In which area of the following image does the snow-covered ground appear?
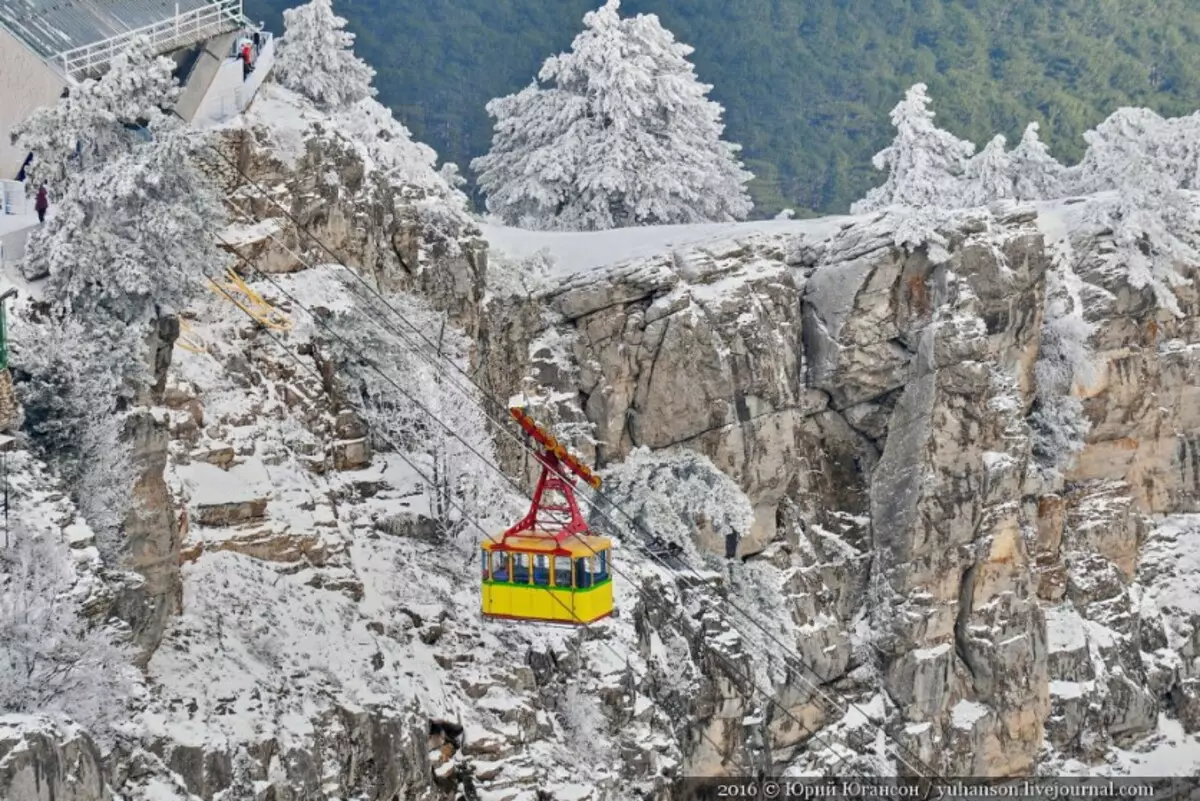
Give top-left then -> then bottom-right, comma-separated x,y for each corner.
479,215 -> 853,279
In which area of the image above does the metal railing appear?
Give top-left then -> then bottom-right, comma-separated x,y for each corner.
55,0 -> 246,81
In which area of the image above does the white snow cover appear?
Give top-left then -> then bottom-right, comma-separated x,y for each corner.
950,700 -> 990,729
1044,603 -> 1088,654
1138,515 -> 1200,617
479,214 -> 850,278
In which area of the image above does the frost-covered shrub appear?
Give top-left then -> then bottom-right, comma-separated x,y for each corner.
1030,396 -> 1092,469
591,446 -> 753,563
29,133 -> 225,327
557,683 -> 610,756
12,313 -> 140,561
333,98 -> 460,201
12,39 -> 180,189
326,286 -> 511,544
472,0 -> 753,230
485,247 -> 556,297
1029,265 -> 1097,475
214,748 -> 259,801
0,530 -> 137,740
275,0 -> 376,111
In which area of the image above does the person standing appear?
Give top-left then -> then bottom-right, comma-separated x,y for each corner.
241,41 -> 253,79
34,185 -> 48,224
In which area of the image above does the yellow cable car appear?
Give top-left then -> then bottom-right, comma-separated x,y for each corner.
481,408 -> 613,625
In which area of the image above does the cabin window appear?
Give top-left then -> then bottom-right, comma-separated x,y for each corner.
481,550 -> 490,580
512,553 -> 531,584
492,553 -> 510,582
553,556 -> 573,588
575,557 -> 593,588
533,554 -> 551,586
596,549 -> 609,582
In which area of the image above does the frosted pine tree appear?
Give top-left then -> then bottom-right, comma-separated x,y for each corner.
12,39 -> 179,189
275,0 -> 376,111
28,133 -> 225,327
1082,157 -> 1199,318
1067,107 -> 1169,195
471,0 -> 753,230
1010,122 -> 1066,201
1162,113 -> 1200,190
850,83 -> 975,214
960,134 -> 1016,206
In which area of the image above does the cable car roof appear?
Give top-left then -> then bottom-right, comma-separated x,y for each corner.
483,533 -> 612,556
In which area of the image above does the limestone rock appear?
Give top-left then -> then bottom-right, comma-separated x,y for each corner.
0,716 -> 110,801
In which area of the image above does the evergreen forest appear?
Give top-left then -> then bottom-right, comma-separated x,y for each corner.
243,0 -> 1200,217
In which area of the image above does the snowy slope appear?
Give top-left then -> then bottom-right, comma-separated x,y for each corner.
479,215 -> 854,278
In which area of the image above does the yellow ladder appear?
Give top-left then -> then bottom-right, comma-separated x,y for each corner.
206,267 -> 292,331
177,319 -> 207,354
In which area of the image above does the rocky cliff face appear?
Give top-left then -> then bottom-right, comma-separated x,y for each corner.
478,197 -> 1200,777
7,82 -> 1200,801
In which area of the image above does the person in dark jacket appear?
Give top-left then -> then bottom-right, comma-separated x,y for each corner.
16,152 -> 32,182
34,185 -> 48,223
252,29 -> 261,57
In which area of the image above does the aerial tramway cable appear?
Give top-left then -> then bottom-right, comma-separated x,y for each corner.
200,142 -> 942,779
212,215 -> 932,780
200,261 -> 867,780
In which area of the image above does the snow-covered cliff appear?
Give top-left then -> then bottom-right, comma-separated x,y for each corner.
5,81 -> 1200,801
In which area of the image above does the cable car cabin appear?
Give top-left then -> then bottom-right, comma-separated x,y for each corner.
481,534 -> 613,624
481,407 -> 614,625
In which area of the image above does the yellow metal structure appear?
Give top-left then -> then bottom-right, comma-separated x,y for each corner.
176,319 -> 207,354
482,408 -> 614,625
206,267 -> 292,331
481,533 -> 613,624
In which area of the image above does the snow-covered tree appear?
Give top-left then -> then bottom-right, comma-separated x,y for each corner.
1029,253 -> 1097,475
1067,107 -> 1170,195
1161,113 -> 1200,190
850,83 -> 975,214
12,40 -> 179,189
275,0 -> 376,111
591,446 -> 753,564
214,748 -> 259,801
0,530 -> 138,739
1010,122 -> 1066,201
471,0 -> 753,230
27,132 -> 225,327
1082,159 -> 1199,318
331,97 -> 464,206
12,312 -> 141,561
960,134 -> 1016,206
326,285 -> 511,545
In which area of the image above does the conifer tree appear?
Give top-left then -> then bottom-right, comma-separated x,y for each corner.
851,83 -> 975,214
1009,122 -> 1066,201
960,134 -> 1016,206
471,0 -> 753,230
12,40 -> 179,189
275,0 -> 376,111
27,134 -> 225,328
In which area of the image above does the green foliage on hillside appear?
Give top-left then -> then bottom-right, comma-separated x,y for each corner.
246,0 -> 1200,216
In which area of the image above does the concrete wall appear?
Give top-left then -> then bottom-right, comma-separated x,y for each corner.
0,27 -> 67,180
175,31 -> 239,123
